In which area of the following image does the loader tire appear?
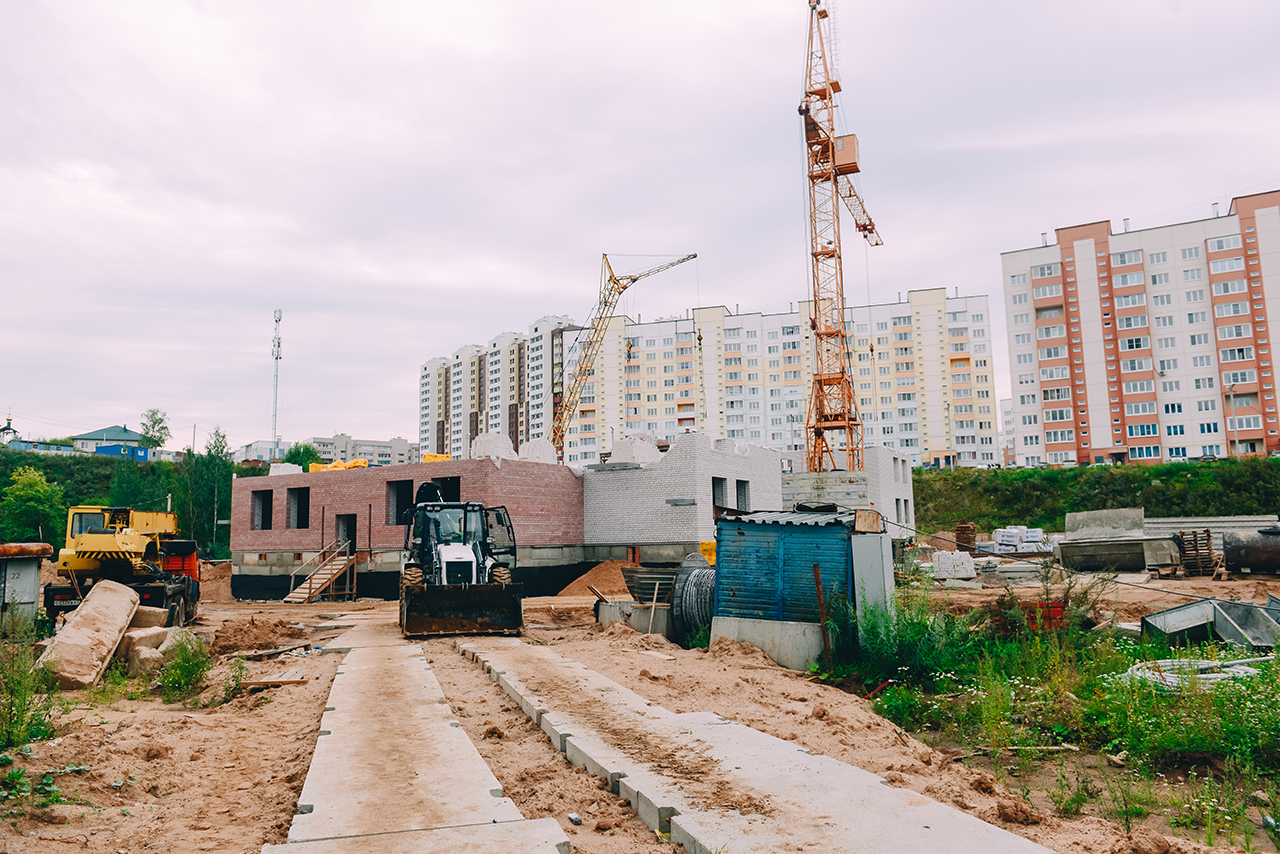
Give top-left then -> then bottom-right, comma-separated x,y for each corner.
491,565 -> 512,585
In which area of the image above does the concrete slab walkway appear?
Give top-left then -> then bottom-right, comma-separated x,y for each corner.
460,637 -> 1055,854
263,614 -> 568,854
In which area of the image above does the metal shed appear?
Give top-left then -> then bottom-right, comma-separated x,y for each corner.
0,543 -> 51,620
714,511 -> 893,627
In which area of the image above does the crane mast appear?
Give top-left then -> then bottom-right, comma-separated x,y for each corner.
552,253 -> 696,458
799,0 -> 880,473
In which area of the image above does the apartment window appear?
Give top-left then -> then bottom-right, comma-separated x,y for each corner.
1013,313 -> 1030,325
1150,273 -> 1170,286
1149,252 -> 1167,264
1111,250 -> 1142,266
1211,258 -> 1245,274
1012,293 -> 1029,305
1184,269 -> 1204,282
1155,316 -> 1174,328
1208,235 -> 1242,252
1120,358 -> 1152,372
1162,380 -> 1181,392
1033,284 -> 1062,299
1167,424 -> 1185,436
1195,376 -> 1217,389
1152,294 -> 1172,307
1182,247 -> 1201,260
1116,294 -> 1146,308
1157,337 -> 1176,349
1117,315 -> 1147,329
1037,325 -> 1066,340
1228,415 -> 1263,431
1010,273 -> 1028,285
1192,355 -> 1212,367
1159,359 -> 1178,372
1041,366 -> 1069,380
1120,337 -> 1149,351
1216,302 -> 1248,318
1127,423 -> 1158,437
1218,324 -> 1251,340
1220,347 -> 1253,362
1222,370 -> 1255,385
385,480 -> 413,525
251,490 -> 273,531
1043,387 -> 1070,401
1189,333 -> 1210,346
1115,272 -> 1144,287
1188,313 -> 1207,325
1031,263 -> 1060,278
1199,422 -> 1220,434
1123,380 -> 1154,394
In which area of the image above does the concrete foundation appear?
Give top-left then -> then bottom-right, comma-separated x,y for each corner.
460,638 -> 1053,854
709,616 -> 822,671
596,601 -> 673,637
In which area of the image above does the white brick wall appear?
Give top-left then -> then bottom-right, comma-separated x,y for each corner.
582,433 -> 782,545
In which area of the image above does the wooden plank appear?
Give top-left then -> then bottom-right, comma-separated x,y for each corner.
243,640 -> 312,661
241,669 -> 308,688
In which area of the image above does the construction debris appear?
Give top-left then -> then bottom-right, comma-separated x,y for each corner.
129,605 -> 170,628
36,579 -> 139,689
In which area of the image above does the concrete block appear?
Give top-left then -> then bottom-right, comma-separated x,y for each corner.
37,580 -> 139,689
115,626 -> 170,661
128,646 -> 163,677
596,601 -> 673,637
263,818 -> 570,854
129,605 -> 169,628
708,616 -> 819,671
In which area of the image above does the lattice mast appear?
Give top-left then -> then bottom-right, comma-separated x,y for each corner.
799,0 -> 880,473
552,253 -> 696,458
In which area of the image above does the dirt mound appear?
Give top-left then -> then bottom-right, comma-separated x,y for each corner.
557,561 -> 636,598
201,561 -> 236,602
707,636 -> 779,667
212,616 -> 307,654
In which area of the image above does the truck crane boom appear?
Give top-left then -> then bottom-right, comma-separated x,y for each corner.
552,253 -> 696,456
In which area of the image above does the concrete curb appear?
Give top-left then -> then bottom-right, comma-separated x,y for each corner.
459,638 -> 1055,854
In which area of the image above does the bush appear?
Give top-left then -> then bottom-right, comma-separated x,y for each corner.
157,632 -> 212,703
854,590 -> 974,689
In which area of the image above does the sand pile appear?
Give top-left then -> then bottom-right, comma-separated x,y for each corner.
557,560 -> 636,598
201,561 -> 235,602
212,616 -> 308,654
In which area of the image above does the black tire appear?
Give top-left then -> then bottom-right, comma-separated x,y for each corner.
167,600 -> 182,628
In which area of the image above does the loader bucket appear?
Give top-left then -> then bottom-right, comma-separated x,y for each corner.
400,583 -> 524,637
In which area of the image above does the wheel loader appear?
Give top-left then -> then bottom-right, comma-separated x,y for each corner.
398,482 -> 522,636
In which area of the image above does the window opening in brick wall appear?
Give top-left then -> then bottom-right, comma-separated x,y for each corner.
735,479 -> 751,511
431,477 -> 462,503
251,490 -> 273,531
712,477 -> 727,508
386,479 -> 414,525
287,487 -> 310,529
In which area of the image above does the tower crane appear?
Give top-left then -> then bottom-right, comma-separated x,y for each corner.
798,0 -> 882,473
552,253 -> 696,458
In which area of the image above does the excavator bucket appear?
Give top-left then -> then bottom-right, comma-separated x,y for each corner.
399,582 -> 524,637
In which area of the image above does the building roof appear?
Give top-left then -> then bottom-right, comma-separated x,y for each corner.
70,425 -> 145,443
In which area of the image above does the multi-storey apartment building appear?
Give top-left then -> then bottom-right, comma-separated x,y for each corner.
417,288 -> 997,467
1003,190 -> 1280,466
305,434 -> 418,466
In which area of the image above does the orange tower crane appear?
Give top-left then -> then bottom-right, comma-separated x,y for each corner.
799,0 -> 882,473
551,253 -> 696,458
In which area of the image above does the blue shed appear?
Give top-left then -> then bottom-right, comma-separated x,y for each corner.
714,511 -> 894,626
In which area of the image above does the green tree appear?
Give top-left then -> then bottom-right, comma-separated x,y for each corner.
175,427 -> 234,560
108,458 -> 146,508
139,409 -> 171,449
0,467 -> 66,545
283,443 -> 323,470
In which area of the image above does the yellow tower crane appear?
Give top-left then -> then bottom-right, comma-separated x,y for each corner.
799,0 -> 883,474
552,253 -> 696,458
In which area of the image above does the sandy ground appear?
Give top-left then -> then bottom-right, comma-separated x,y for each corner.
8,566 -> 1277,853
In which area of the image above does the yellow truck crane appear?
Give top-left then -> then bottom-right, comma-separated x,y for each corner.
44,506 -> 200,626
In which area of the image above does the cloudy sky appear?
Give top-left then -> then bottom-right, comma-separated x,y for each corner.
3,0 -> 1278,453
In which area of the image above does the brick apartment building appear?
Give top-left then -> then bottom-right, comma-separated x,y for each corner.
1003,190 -> 1280,466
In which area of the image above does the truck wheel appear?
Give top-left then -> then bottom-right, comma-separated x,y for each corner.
186,598 -> 198,624
167,601 -> 182,628
492,565 -> 512,584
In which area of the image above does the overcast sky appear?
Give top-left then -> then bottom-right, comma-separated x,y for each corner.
3,0 -> 1278,453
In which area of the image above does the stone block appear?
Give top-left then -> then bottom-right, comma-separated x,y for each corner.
116,626 -> 170,661
159,628 -> 198,662
37,580 -> 139,689
129,606 -> 169,628
128,646 -> 164,677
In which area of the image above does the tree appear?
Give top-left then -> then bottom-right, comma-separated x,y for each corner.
140,409 -> 171,450
0,467 -> 66,545
174,426 -> 234,560
283,443 -> 324,471
108,459 -> 146,508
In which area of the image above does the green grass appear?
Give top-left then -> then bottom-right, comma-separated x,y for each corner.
0,610 -> 57,748
157,632 -> 212,703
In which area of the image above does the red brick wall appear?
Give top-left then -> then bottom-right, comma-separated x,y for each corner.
230,459 -> 583,552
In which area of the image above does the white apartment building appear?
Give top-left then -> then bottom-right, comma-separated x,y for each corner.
1002,190 -> 1280,467
306,434 -> 419,467
417,288 -> 996,468
233,439 -> 294,463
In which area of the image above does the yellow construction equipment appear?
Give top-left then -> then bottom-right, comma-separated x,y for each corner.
551,253 -> 696,457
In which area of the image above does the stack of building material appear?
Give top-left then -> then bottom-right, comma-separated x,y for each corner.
931,550 -> 976,579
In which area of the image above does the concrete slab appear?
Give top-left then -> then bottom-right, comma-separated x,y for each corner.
709,616 -> 819,672
263,818 -> 569,854
463,639 -> 1054,854
278,615 -> 569,853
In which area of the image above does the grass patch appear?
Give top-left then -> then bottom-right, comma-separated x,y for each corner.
157,632 -> 212,703
0,609 -> 57,748
684,622 -> 711,650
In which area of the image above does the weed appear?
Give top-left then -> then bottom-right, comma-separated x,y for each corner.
215,656 -> 248,707
0,609 -> 57,748
1049,758 -> 1099,816
0,769 -> 28,800
685,623 -> 711,650
1101,771 -> 1159,832
157,632 -> 211,703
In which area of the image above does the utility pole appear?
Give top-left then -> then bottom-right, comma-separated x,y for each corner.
272,309 -> 283,462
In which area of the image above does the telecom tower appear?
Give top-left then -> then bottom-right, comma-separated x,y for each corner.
272,309 -> 282,461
